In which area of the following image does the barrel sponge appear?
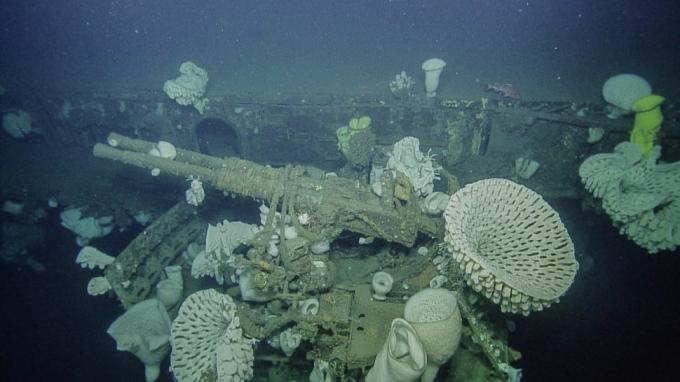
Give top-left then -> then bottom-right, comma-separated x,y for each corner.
404,288 -> 462,375
443,179 -> 578,315
579,142 -> 680,253
602,73 -> 651,111
170,289 -> 254,382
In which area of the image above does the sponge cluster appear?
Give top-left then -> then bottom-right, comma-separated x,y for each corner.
387,136 -> 440,197
443,179 -> 578,315
579,142 -> 680,253
163,61 -> 209,114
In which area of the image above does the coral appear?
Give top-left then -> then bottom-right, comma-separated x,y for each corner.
170,289 -> 255,382
580,142 -> 680,253
163,61 -> 209,114
107,299 -> 172,382
443,179 -> 578,315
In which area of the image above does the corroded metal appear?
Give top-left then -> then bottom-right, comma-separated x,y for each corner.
94,133 -> 443,247
103,201 -> 202,309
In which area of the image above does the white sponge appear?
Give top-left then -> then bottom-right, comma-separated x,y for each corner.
2,110 -> 32,139
163,61 -> 209,114
107,299 -> 171,382
602,73 -> 651,111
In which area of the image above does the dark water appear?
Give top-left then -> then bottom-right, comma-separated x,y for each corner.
1,1 -> 679,98
1,1 -> 680,381
0,214 -> 146,381
514,200 -> 680,381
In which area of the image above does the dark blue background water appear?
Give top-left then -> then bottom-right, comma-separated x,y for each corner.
2,1 -> 679,99
1,1 -> 679,381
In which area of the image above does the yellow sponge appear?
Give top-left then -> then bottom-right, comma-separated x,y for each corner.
630,94 -> 664,156
337,116 -> 371,156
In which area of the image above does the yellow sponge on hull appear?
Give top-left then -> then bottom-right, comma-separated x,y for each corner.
337,116 -> 371,156
630,94 -> 664,156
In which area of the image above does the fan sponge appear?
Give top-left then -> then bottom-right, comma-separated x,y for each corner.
443,178 -> 578,315
170,289 -> 254,382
